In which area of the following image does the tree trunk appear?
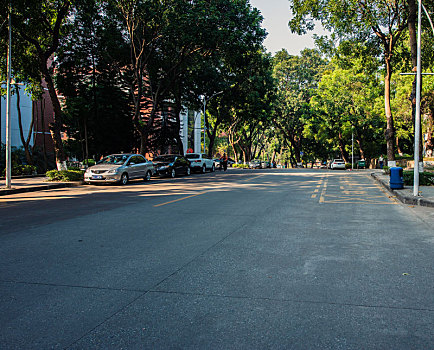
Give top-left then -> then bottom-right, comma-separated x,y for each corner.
40,57 -> 66,169
355,133 -> 365,160
338,131 -> 349,162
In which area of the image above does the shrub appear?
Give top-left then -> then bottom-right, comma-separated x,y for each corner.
3,164 -> 37,176
383,166 -> 390,175
46,170 -> 84,182
403,171 -> 434,186
83,159 -> 96,166
233,163 -> 249,169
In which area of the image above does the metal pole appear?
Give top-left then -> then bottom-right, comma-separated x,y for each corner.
351,129 -> 354,170
413,0 -> 422,197
203,97 -> 206,154
5,4 -> 12,189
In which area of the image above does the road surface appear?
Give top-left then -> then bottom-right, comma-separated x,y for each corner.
1,169 -> 434,349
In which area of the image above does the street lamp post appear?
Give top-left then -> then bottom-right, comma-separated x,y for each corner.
5,3 -> 12,189
351,127 -> 354,170
414,0 -> 423,197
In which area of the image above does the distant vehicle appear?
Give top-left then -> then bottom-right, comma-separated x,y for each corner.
185,153 -> 215,173
153,154 -> 191,178
249,160 -> 262,169
84,154 -> 155,185
330,159 -> 346,170
227,158 -> 236,166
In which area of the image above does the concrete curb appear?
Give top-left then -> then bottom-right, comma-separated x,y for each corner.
371,173 -> 434,208
0,181 -> 84,196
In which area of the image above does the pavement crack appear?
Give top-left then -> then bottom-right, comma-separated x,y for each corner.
0,279 -> 147,293
147,289 -> 434,313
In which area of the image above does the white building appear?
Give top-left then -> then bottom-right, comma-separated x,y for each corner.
0,86 -> 34,148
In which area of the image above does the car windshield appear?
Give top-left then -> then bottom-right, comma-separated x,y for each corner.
185,154 -> 200,159
154,155 -> 176,162
99,155 -> 128,165
334,159 -> 344,162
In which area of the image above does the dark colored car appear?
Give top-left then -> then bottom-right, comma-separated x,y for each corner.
153,154 -> 191,178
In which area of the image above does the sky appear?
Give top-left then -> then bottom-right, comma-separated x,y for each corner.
249,0 -> 327,56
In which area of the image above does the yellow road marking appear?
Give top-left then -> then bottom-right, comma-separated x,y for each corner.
154,173 -> 265,207
313,189 -> 319,193
244,174 -> 266,182
311,194 -> 317,198
319,179 -> 328,203
154,192 -> 206,207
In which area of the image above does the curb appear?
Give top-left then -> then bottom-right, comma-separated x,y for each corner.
371,173 -> 434,208
0,181 -> 84,196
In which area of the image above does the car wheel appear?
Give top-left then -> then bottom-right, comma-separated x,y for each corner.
187,167 -> 191,176
144,171 -> 151,181
202,165 -> 206,173
211,164 -> 215,172
120,173 -> 128,185
171,169 -> 176,178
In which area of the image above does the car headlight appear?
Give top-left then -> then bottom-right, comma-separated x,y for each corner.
107,168 -> 119,174
85,168 -> 91,173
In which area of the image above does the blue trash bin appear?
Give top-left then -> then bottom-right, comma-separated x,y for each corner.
390,167 -> 404,189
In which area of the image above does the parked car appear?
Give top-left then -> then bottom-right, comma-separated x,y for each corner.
249,159 -> 262,169
330,159 -> 346,170
153,154 -> 191,178
185,153 -> 215,173
84,153 -> 155,185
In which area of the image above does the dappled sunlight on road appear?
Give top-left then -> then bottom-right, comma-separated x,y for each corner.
0,169 -> 377,207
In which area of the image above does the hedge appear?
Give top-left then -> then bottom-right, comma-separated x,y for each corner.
403,171 -> 434,186
46,170 -> 84,182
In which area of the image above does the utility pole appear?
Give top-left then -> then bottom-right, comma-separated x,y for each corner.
351,127 -> 354,170
413,0 -> 422,197
5,2 -> 12,189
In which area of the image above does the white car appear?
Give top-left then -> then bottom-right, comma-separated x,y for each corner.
330,159 -> 346,170
185,153 -> 215,173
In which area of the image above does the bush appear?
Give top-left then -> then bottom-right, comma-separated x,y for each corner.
83,159 -> 96,166
403,171 -> 434,186
2,164 -> 37,176
383,166 -> 390,175
46,170 -> 84,182
233,163 -> 249,169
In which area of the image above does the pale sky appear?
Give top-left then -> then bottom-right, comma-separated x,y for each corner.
249,0 -> 328,56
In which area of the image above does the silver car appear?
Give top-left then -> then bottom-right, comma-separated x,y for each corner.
84,154 -> 155,185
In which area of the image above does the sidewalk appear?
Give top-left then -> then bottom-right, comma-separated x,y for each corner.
371,171 -> 434,208
0,176 -> 83,196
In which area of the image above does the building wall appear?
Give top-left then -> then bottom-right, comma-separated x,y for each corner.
0,86 -> 33,148
193,111 -> 202,153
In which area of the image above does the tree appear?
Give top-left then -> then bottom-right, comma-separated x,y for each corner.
272,48 -> 327,166
113,0 -> 266,155
309,43 -> 384,163
288,0 -> 409,164
56,0 -> 134,160
0,0 -> 72,169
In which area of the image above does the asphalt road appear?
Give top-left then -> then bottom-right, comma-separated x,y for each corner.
1,168 -> 434,349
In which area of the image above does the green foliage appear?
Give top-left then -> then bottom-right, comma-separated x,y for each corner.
2,165 -> 37,176
383,166 -> 390,174
46,170 -> 84,182
232,164 -> 249,169
403,171 -> 434,186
